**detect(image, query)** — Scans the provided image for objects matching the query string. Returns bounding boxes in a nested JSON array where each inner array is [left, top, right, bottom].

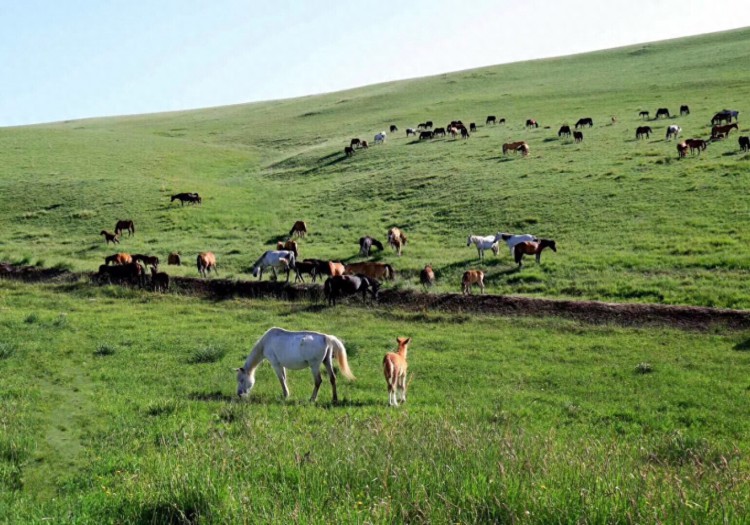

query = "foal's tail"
[[327, 335, 355, 380]]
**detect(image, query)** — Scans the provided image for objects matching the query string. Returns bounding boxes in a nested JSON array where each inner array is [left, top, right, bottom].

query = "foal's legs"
[[397, 372, 407, 403], [309, 365, 323, 402], [323, 351, 338, 402], [271, 363, 290, 398]]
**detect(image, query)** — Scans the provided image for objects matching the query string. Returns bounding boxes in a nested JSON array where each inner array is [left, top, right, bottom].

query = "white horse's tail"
[[327, 335, 355, 380]]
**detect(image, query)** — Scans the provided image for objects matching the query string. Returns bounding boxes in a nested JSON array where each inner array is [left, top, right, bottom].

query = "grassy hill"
[[3, 28, 750, 523], [2, 28, 750, 307]]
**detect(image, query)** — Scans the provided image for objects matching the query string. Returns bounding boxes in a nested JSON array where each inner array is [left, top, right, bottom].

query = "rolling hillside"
[[2, 27, 750, 307]]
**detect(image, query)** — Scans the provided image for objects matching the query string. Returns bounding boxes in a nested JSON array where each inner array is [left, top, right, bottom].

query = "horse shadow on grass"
[[265, 234, 290, 244], [302, 153, 350, 174], [733, 339, 750, 351]]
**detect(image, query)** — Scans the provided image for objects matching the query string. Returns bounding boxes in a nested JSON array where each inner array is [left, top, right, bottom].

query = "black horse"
[[680, 105, 690, 116], [486, 115, 496, 125], [359, 236, 384, 257], [558, 125, 571, 137], [171, 193, 201, 205], [655, 108, 670, 119], [389, 124, 398, 133], [324, 275, 380, 306], [575, 117, 593, 128]]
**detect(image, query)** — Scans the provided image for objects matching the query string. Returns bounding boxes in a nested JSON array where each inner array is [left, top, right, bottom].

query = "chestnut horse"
[[677, 142, 689, 158], [383, 337, 411, 406], [167, 252, 181, 266], [420, 265, 435, 289], [197, 252, 218, 277], [503, 141, 528, 154], [462, 270, 485, 295], [513, 239, 557, 267], [276, 240, 299, 258], [104, 253, 132, 266], [344, 262, 394, 280]]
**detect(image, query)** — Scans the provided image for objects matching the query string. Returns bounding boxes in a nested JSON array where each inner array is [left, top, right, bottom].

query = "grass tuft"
[[93, 343, 116, 357], [188, 346, 226, 364]]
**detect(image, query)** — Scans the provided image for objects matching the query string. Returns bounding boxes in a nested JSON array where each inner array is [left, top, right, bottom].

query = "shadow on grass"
[[733, 339, 750, 351]]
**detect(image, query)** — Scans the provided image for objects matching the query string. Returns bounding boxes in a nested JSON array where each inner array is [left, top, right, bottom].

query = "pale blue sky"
[[1, 0, 748, 127]]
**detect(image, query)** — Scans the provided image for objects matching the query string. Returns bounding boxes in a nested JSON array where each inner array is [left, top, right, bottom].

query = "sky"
[[1, 0, 749, 127]]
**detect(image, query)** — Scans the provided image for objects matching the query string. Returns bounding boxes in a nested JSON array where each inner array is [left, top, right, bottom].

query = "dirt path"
[[3, 262, 750, 330]]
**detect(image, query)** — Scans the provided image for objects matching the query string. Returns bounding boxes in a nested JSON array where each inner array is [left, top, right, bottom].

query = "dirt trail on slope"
[[3, 262, 750, 330]]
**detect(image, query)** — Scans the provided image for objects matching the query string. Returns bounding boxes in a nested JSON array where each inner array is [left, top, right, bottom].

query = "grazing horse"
[[575, 117, 593, 128], [374, 132, 387, 144], [666, 125, 681, 140], [636, 126, 652, 139], [713, 110, 739, 124], [467, 233, 502, 260], [387, 227, 407, 256], [513, 239, 557, 267], [712, 123, 738, 139], [517, 143, 530, 155], [685, 138, 708, 154], [419, 131, 434, 140], [498, 118, 506, 124], [104, 252, 132, 266], [344, 146, 355, 157], [639, 111, 650, 119], [167, 252, 181, 266], [251, 250, 296, 282], [486, 116, 496, 125], [390, 124, 398, 133], [100, 230, 119, 245], [132, 254, 159, 269], [420, 265, 435, 289], [461, 270, 485, 295], [677, 142, 689, 158], [417, 123, 427, 130], [97, 262, 143, 286], [424, 121, 433, 129], [360, 140, 368, 149], [433, 127, 446, 137], [235, 327, 355, 402], [114, 219, 135, 237], [197, 252, 217, 277], [276, 240, 299, 258], [350, 138, 361, 148], [383, 337, 411, 406], [328, 261, 346, 277], [359, 236, 385, 256], [680, 105, 690, 116], [526, 119, 539, 128], [558, 125, 572, 138], [301, 259, 332, 282], [406, 128, 417, 137], [655, 108, 670, 119], [573, 131, 583, 143], [171, 193, 201, 205], [739, 136, 750, 152], [460, 127, 470, 139], [150, 267, 169, 292], [344, 262, 394, 281], [503, 141, 527, 154], [289, 220, 307, 237], [293, 260, 317, 283], [469, 123, 477, 132], [501, 233, 539, 256], [324, 275, 380, 306]]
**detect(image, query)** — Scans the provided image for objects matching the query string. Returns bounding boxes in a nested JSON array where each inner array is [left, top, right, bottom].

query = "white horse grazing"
[[374, 131, 387, 144], [501, 233, 538, 256], [466, 233, 502, 260], [235, 327, 355, 402], [251, 250, 297, 282], [666, 125, 681, 140]]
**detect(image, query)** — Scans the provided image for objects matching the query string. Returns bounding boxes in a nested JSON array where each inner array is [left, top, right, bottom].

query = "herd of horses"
[[341, 105, 744, 162]]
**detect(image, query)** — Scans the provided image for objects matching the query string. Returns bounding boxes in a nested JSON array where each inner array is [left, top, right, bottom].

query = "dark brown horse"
[[171, 193, 201, 205], [711, 123, 738, 139], [97, 262, 143, 286], [150, 267, 169, 292], [526, 119, 539, 128], [685, 138, 708, 154], [636, 126, 652, 139], [558, 125, 571, 138], [324, 275, 380, 306], [114, 219, 135, 237], [573, 131, 583, 143], [289, 220, 307, 237], [350, 138, 361, 148], [344, 146, 355, 157], [575, 117, 593, 128], [639, 111, 650, 119], [514, 239, 557, 267], [420, 265, 435, 289], [132, 253, 159, 269], [359, 236, 384, 256], [100, 230, 119, 245], [740, 136, 750, 152], [167, 252, 181, 266]]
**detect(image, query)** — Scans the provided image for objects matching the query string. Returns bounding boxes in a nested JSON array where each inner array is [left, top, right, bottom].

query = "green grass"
[[4, 27, 750, 523], [1, 28, 750, 307], [1, 280, 750, 523]]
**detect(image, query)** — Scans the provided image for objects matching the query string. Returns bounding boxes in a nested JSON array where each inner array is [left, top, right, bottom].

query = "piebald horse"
[[235, 327, 355, 402]]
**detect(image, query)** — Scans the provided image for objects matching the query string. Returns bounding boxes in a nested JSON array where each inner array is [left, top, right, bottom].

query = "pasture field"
[[1, 29, 750, 307], [2, 280, 750, 523]]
